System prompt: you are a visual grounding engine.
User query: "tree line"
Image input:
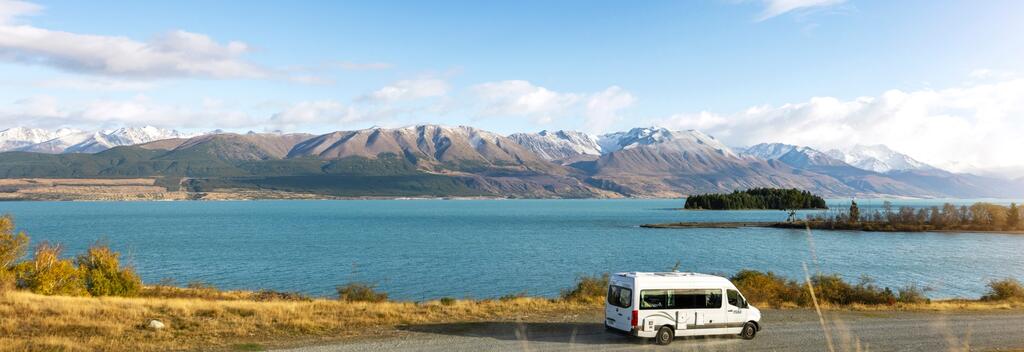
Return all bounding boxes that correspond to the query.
[797,201,1024,232]
[684,188,828,210]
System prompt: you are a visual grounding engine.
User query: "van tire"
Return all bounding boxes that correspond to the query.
[655,326,674,345]
[740,322,757,340]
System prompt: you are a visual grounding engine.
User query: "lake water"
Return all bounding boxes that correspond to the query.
[1,199,1022,300]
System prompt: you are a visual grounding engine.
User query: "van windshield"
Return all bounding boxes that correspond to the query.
[607,285,632,308]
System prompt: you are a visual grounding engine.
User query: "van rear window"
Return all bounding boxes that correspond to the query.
[607,285,632,308]
[640,289,723,310]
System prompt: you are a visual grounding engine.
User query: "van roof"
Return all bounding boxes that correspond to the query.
[612,272,735,288]
[614,272,723,279]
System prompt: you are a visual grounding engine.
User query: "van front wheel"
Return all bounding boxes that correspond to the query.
[740,322,757,340]
[655,326,674,345]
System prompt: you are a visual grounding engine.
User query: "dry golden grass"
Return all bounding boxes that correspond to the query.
[0,288,599,352]
[840,299,1024,311]
[2,285,1022,352]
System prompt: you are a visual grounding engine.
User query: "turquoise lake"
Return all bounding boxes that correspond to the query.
[1,199,1022,300]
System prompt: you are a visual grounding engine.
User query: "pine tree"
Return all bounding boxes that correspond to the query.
[1008,203,1020,230]
[849,200,860,224]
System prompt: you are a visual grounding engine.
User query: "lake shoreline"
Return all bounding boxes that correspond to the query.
[641,221,1024,235]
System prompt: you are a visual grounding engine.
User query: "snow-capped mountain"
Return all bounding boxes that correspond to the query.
[740,143,797,160]
[597,127,738,157]
[777,146,849,168]
[741,143,847,167]
[0,127,80,151]
[63,126,191,153]
[507,130,602,161]
[826,144,933,173]
[8,126,194,154]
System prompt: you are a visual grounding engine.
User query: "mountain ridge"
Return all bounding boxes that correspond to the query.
[1,125,1021,198]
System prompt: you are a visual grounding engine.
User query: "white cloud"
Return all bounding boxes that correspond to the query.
[335,61,393,71]
[471,80,581,123]
[470,80,637,130]
[361,78,449,102]
[0,95,259,129]
[757,0,845,21]
[584,86,636,133]
[0,0,39,23]
[0,1,266,79]
[269,100,357,129]
[656,77,1024,173]
[34,77,157,91]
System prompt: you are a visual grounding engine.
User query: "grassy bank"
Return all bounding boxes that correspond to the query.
[0,288,597,352]
[2,275,1023,352]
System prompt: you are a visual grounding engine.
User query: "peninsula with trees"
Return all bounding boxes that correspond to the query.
[646,200,1024,234]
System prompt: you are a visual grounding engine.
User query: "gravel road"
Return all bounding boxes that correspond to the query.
[276,309,1024,352]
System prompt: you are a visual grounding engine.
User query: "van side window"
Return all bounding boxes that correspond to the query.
[727,289,741,307]
[607,285,632,308]
[641,289,722,309]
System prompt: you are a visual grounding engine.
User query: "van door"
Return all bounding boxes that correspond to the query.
[672,289,725,333]
[605,284,633,332]
[701,289,726,330]
[725,289,747,331]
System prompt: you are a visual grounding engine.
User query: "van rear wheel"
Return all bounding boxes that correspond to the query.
[655,326,674,345]
[740,322,757,340]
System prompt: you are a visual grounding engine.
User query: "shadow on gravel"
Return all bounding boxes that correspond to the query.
[398,322,745,347]
[398,322,640,345]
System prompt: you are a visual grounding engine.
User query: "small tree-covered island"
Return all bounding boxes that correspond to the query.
[683,188,828,210]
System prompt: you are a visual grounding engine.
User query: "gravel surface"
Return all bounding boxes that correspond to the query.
[276,309,1024,352]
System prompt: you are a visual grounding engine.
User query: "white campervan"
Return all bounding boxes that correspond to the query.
[605,272,761,345]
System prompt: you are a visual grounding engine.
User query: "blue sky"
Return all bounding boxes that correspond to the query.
[1,0,1023,172]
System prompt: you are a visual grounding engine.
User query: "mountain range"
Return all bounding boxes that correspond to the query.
[1,125,1021,199]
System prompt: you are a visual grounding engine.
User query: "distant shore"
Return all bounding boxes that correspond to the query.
[641,221,1024,234]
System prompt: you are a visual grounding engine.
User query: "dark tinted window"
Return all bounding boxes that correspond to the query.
[727,289,741,307]
[607,285,632,308]
[640,289,722,310]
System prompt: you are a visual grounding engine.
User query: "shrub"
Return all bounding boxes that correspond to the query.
[0,269,14,293]
[336,282,388,302]
[897,284,929,304]
[76,243,142,297]
[560,273,609,302]
[499,291,528,301]
[14,242,87,296]
[730,270,805,307]
[0,214,29,269]
[253,289,311,302]
[810,274,895,305]
[982,278,1024,301]
[187,281,218,290]
[439,297,456,306]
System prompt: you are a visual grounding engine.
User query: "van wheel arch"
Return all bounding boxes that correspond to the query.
[654,325,675,345]
[740,321,758,340]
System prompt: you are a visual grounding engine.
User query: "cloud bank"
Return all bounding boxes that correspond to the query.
[657,76,1024,173]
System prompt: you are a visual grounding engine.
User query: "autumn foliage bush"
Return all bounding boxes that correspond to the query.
[0,214,141,297]
[13,242,87,296]
[76,242,142,297]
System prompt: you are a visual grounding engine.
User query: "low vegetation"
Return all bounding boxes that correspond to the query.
[684,188,828,210]
[981,278,1024,301]
[1,215,142,298]
[560,273,609,303]
[336,282,388,302]
[785,201,1024,233]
